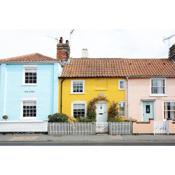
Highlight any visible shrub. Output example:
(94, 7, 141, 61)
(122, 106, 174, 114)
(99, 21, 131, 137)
(108, 116, 130, 122)
(87, 101, 96, 122)
(108, 102, 119, 121)
(48, 113, 69, 122)
(2, 115, 8, 120)
(76, 117, 95, 122)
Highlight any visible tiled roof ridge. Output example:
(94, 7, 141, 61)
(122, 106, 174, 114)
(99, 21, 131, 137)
(70, 57, 168, 60)
(0, 53, 57, 62)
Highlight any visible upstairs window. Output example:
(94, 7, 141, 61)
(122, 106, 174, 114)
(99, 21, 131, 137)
(73, 103, 85, 118)
(24, 67, 37, 84)
(164, 102, 175, 120)
(23, 100, 37, 118)
(119, 80, 126, 90)
(151, 78, 165, 95)
(71, 80, 84, 93)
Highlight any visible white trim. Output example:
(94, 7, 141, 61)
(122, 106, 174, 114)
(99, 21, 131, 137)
(20, 97, 37, 120)
(22, 65, 38, 86)
(118, 79, 126, 90)
(71, 101, 87, 117)
(163, 101, 175, 120)
(71, 80, 85, 94)
(150, 78, 166, 96)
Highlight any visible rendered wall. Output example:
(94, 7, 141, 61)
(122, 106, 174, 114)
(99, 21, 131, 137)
(0, 63, 59, 121)
(60, 78, 126, 117)
(128, 78, 175, 121)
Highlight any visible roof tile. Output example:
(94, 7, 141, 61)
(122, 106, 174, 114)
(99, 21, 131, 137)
(0, 53, 57, 63)
(61, 58, 175, 78)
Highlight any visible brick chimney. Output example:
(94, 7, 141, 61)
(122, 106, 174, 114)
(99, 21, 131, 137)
(57, 37, 70, 64)
(169, 44, 175, 62)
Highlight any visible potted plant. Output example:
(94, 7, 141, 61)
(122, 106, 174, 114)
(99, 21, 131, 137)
(2, 115, 8, 120)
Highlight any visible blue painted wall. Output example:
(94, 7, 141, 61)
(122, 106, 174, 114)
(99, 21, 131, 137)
(0, 63, 59, 121)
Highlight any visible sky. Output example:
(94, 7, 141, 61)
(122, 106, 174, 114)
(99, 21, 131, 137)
(0, 29, 175, 59)
(0, 0, 175, 59)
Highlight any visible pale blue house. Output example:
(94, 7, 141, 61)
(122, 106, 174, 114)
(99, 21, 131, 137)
(0, 53, 60, 132)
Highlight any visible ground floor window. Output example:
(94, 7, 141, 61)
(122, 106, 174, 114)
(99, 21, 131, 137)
(164, 102, 175, 120)
(73, 103, 85, 118)
(23, 100, 37, 118)
(119, 102, 125, 116)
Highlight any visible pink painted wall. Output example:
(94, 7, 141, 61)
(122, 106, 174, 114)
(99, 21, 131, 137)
(128, 78, 175, 121)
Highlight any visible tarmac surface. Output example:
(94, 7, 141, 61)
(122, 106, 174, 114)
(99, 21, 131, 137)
(0, 134, 175, 145)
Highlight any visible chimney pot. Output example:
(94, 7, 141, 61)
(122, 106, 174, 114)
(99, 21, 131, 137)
(81, 48, 88, 58)
(59, 37, 63, 44)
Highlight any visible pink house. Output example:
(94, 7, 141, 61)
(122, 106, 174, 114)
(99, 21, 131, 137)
(127, 45, 175, 122)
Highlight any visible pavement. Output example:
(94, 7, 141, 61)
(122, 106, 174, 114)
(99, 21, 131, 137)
(0, 134, 175, 145)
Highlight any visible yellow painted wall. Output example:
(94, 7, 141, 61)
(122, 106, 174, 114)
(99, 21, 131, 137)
(59, 78, 126, 117)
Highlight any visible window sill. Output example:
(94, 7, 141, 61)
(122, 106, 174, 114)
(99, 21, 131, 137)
(22, 84, 38, 86)
(118, 88, 125, 91)
(70, 93, 85, 95)
(150, 94, 167, 97)
(20, 117, 37, 121)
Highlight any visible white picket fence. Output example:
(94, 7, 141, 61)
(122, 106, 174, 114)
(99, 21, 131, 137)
(109, 122, 132, 135)
(48, 122, 96, 135)
(154, 121, 169, 135)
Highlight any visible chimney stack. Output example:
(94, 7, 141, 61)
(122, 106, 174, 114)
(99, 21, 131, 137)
(57, 37, 70, 64)
(169, 44, 175, 62)
(81, 48, 88, 58)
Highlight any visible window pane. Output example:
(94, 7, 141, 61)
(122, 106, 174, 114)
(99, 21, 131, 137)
(73, 104, 85, 118)
(119, 102, 125, 116)
(164, 102, 175, 120)
(23, 101, 37, 117)
(119, 80, 125, 89)
(25, 68, 37, 84)
(72, 81, 84, 93)
(151, 79, 165, 94)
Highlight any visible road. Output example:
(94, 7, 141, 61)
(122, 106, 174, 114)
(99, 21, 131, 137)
(0, 134, 175, 145)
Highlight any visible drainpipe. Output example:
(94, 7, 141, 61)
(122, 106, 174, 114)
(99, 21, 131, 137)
(60, 78, 65, 113)
(126, 76, 129, 118)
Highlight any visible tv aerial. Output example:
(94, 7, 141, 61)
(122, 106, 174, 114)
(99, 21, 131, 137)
(163, 34, 175, 47)
(46, 36, 59, 43)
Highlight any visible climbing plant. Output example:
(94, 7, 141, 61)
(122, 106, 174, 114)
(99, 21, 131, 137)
(108, 102, 119, 121)
(87, 96, 108, 122)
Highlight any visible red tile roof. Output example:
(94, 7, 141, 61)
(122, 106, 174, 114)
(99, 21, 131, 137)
(0, 53, 57, 63)
(60, 58, 175, 78)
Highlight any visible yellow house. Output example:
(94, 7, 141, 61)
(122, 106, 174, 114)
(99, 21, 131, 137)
(59, 58, 127, 122)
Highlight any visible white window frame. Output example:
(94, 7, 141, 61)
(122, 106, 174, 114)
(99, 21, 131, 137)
(20, 98, 37, 120)
(71, 101, 86, 118)
(164, 101, 175, 120)
(118, 79, 126, 90)
(71, 80, 85, 94)
(22, 65, 37, 86)
(150, 78, 166, 96)
(119, 101, 126, 116)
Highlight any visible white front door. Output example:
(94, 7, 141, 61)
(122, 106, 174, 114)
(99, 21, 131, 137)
(96, 101, 107, 122)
